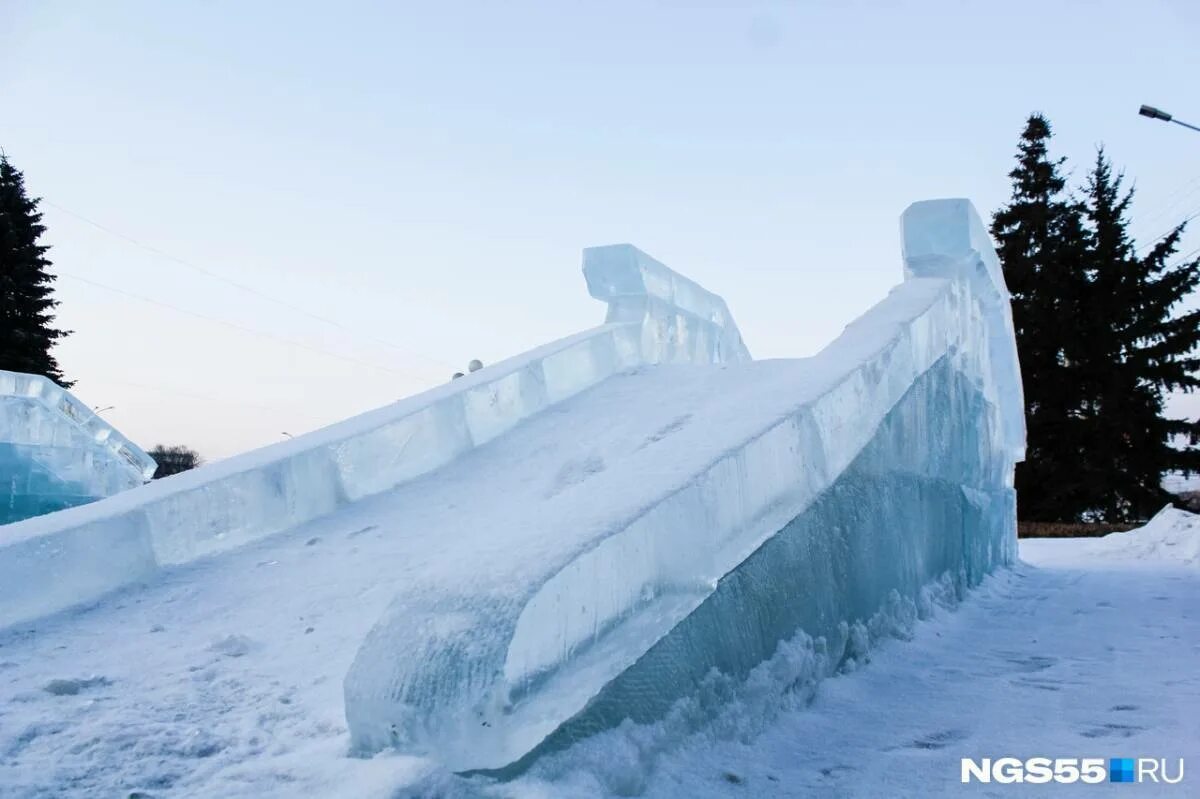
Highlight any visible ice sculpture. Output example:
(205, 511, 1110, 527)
(341, 198, 1023, 771)
(0, 198, 1023, 779)
(0, 371, 154, 525)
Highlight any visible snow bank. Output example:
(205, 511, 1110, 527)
(1088, 505, 1200, 567)
(0, 245, 746, 630)
(341, 199, 1024, 771)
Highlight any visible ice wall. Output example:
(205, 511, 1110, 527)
(521, 354, 1014, 770)
(0, 371, 155, 525)
(0, 246, 745, 630)
(342, 199, 1024, 771)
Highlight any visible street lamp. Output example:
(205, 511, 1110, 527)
(93, 405, 115, 414)
(1139, 104, 1200, 133)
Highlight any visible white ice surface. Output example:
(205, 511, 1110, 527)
(1, 512, 1195, 797)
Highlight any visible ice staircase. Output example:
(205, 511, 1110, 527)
(0, 199, 1024, 775)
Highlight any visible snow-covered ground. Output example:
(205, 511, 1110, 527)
(1, 508, 1196, 798)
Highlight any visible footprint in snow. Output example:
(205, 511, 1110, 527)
(208, 634, 255, 658)
(904, 728, 970, 751)
(42, 676, 112, 696)
(1079, 722, 1145, 739)
(638, 414, 693, 449)
(545, 455, 606, 498)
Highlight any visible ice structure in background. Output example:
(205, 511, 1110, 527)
(342, 198, 1025, 772)
(0, 371, 154, 525)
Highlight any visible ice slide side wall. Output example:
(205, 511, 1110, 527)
(0, 246, 747, 630)
(342, 199, 1025, 771)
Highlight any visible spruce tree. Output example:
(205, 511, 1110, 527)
(0, 155, 71, 386)
(1080, 150, 1200, 520)
(990, 115, 1092, 521)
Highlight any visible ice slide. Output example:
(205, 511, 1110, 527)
(0, 199, 1023, 777)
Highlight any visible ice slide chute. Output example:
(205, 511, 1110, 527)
(341, 198, 1025, 770)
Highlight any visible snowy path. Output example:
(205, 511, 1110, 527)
(1, 507, 1197, 797)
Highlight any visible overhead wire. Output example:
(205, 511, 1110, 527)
(42, 200, 456, 372)
(57, 271, 425, 378)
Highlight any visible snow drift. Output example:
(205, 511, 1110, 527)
(1085, 505, 1200, 567)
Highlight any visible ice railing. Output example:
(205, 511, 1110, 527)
(341, 199, 1026, 771)
(0, 245, 747, 630)
(0, 370, 157, 482)
(584, 244, 750, 364)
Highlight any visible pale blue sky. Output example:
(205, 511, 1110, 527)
(2, 0, 1199, 458)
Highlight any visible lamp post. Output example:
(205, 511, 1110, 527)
(1139, 104, 1200, 134)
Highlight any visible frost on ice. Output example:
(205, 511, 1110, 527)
(341, 198, 1025, 771)
(0, 370, 154, 524)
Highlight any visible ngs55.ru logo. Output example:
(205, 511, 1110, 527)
(962, 757, 1185, 785)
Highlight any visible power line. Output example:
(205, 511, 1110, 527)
(58, 271, 432, 379)
(1172, 245, 1200, 266)
(42, 200, 456, 371)
(1136, 211, 1200, 256)
(1136, 174, 1200, 228)
(80, 375, 284, 412)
